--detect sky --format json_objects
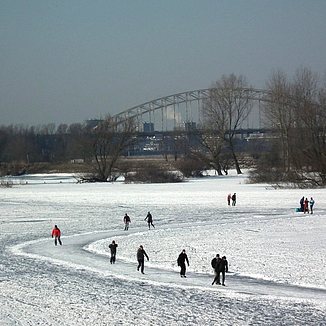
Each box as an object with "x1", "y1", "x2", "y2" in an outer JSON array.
[{"x1": 1, "y1": 0, "x2": 326, "y2": 126}]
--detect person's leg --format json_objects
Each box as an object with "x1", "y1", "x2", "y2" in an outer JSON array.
[
  {"x1": 141, "y1": 260, "x2": 145, "y2": 274},
  {"x1": 217, "y1": 271, "x2": 221, "y2": 284},
  {"x1": 113, "y1": 254, "x2": 116, "y2": 263},
  {"x1": 54, "y1": 237, "x2": 57, "y2": 246},
  {"x1": 58, "y1": 237, "x2": 62, "y2": 245},
  {"x1": 212, "y1": 273, "x2": 218, "y2": 285},
  {"x1": 222, "y1": 271, "x2": 226, "y2": 285},
  {"x1": 151, "y1": 222, "x2": 155, "y2": 228},
  {"x1": 137, "y1": 260, "x2": 141, "y2": 271},
  {"x1": 180, "y1": 264, "x2": 186, "y2": 277}
]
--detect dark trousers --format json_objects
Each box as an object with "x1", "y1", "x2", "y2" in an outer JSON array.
[
  {"x1": 137, "y1": 259, "x2": 145, "y2": 273},
  {"x1": 212, "y1": 271, "x2": 226, "y2": 285},
  {"x1": 54, "y1": 236, "x2": 62, "y2": 246},
  {"x1": 212, "y1": 271, "x2": 221, "y2": 284},
  {"x1": 110, "y1": 253, "x2": 116, "y2": 264},
  {"x1": 180, "y1": 263, "x2": 186, "y2": 276},
  {"x1": 147, "y1": 222, "x2": 155, "y2": 229},
  {"x1": 221, "y1": 271, "x2": 226, "y2": 284}
]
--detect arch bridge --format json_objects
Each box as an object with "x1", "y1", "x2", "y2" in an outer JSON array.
[{"x1": 113, "y1": 88, "x2": 271, "y2": 132}]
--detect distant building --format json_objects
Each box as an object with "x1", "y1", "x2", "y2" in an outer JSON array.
[
  {"x1": 143, "y1": 122, "x2": 154, "y2": 132},
  {"x1": 185, "y1": 122, "x2": 197, "y2": 131}
]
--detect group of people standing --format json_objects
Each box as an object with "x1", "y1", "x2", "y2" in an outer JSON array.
[
  {"x1": 227, "y1": 193, "x2": 236, "y2": 206},
  {"x1": 299, "y1": 196, "x2": 315, "y2": 214}
]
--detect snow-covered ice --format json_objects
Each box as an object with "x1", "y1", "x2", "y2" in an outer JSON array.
[{"x1": 1, "y1": 172, "x2": 325, "y2": 325}]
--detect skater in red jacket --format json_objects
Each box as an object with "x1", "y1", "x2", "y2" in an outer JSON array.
[{"x1": 51, "y1": 225, "x2": 62, "y2": 246}]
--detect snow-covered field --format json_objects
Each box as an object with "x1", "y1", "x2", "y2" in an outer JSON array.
[{"x1": 1, "y1": 172, "x2": 325, "y2": 325}]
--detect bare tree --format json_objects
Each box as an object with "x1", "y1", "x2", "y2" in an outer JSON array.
[
  {"x1": 194, "y1": 129, "x2": 225, "y2": 175},
  {"x1": 264, "y1": 69, "x2": 294, "y2": 171},
  {"x1": 202, "y1": 74, "x2": 252, "y2": 174},
  {"x1": 291, "y1": 68, "x2": 326, "y2": 185},
  {"x1": 258, "y1": 67, "x2": 326, "y2": 186},
  {"x1": 88, "y1": 116, "x2": 135, "y2": 182}
]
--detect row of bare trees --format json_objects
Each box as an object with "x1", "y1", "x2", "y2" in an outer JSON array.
[
  {"x1": 0, "y1": 118, "x2": 136, "y2": 181},
  {"x1": 1, "y1": 68, "x2": 325, "y2": 185},
  {"x1": 255, "y1": 67, "x2": 326, "y2": 186},
  {"x1": 181, "y1": 69, "x2": 326, "y2": 186}
]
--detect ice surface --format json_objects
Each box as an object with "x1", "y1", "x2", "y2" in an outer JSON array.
[{"x1": 1, "y1": 171, "x2": 325, "y2": 325}]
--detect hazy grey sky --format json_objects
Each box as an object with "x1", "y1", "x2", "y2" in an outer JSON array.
[{"x1": 1, "y1": 0, "x2": 325, "y2": 126}]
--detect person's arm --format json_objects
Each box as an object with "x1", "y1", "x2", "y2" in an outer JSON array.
[
  {"x1": 186, "y1": 255, "x2": 189, "y2": 266},
  {"x1": 144, "y1": 251, "x2": 149, "y2": 261},
  {"x1": 226, "y1": 261, "x2": 229, "y2": 272}
]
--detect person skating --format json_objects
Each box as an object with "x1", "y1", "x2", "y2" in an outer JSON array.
[
  {"x1": 109, "y1": 240, "x2": 118, "y2": 264},
  {"x1": 304, "y1": 198, "x2": 309, "y2": 214},
  {"x1": 227, "y1": 193, "x2": 231, "y2": 206},
  {"x1": 231, "y1": 193, "x2": 236, "y2": 206},
  {"x1": 137, "y1": 245, "x2": 149, "y2": 274},
  {"x1": 51, "y1": 225, "x2": 62, "y2": 246},
  {"x1": 123, "y1": 213, "x2": 131, "y2": 231},
  {"x1": 220, "y1": 256, "x2": 229, "y2": 286},
  {"x1": 310, "y1": 197, "x2": 315, "y2": 214},
  {"x1": 177, "y1": 249, "x2": 189, "y2": 278},
  {"x1": 300, "y1": 196, "x2": 305, "y2": 212},
  {"x1": 211, "y1": 254, "x2": 222, "y2": 285},
  {"x1": 144, "y1": 211, "x2": 155, "y2": 229}
]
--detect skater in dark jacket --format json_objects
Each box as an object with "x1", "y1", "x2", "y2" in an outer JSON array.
[
  {"x1": 144, "y1": 211, "x2": 155, "y2": 229},
  {"x1": 231, "y1": 193, "x2": 236, "y2": 206},
  {"x1": 211, "y1": 254, "x2": 222, "y2": 285},
  {"x1": 51, "y1": 225, "x2": 62, "y2": 246},
  {"x1": 300, "y1": 196, "x2": 304, "y2": 212},
  {"x1": 137, "y1": 245, "x2": 149, "y2": 274},
  {"x1": 220, "y1": 256, "x2": 229, "y2": 286},
  {"x1": 177, "y1": 249, "x2": 190, "y2": 278},
  {"x1": 310, "y1": 197, "x2": 315, "y2": 214},
  {"x1": 123, "y1": 213, "x2": 131, "y2": 231},
  {"x1": 108, "y1": 240, "x2": 118, "y2": 264}
]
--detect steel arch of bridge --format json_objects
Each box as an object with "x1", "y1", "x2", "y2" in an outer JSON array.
[{"x1": 113, "y1": 88, "x2": 271, "y2": 131}]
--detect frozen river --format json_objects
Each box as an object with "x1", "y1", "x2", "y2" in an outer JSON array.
[{"x1": 1, "y1": 172, "x2": 325, "y2": 325}]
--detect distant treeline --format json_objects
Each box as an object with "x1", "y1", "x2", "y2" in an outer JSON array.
[{"x1": 1, "y1": 68, "x2": 325, "y2": 186}]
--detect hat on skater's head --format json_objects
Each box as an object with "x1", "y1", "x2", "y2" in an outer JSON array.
[
  {"x1": 222, "y1": 256, "x2": 226, "y2": 259},
  {"x1": 216, "y1": 254, "x2": 220, "y2": 257}
]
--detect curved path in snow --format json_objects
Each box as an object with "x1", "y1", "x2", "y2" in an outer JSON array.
[{"x1": 10, "y1": 228, "x2": 326, "y2": 304}]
